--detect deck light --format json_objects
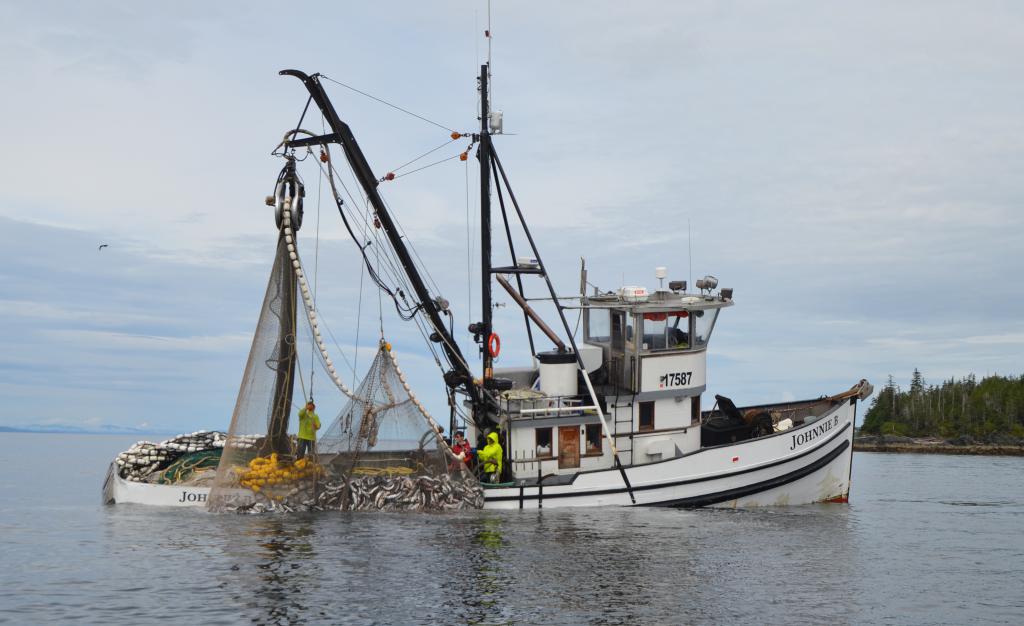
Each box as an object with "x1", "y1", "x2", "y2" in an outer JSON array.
[
  {"x1": 721, "y1": 288, "x2": 733, "y2": 300},
  {"x1": 668, "y1": 280, "x2": 686, "y2": 292},
  {"x1": 695, "y1": 275, "x2": 718, "y2": 292}
]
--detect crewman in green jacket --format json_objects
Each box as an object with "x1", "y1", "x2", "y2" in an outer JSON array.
[
  {"x1": 477, "y1": 431, "x2": 503, "y2": 483},
  {"x1": 297, "y1": 400, "x2": 320, "y2": 459}
]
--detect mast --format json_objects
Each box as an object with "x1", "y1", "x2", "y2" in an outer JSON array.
[
  {"x1": 267, "y1": 158, "x2": 300, "y2": 454},
  {"x1": 478, "y1": 64, "x2": 494, "y2": 379},
  {"x1": 279, "y1": 69, "x2": 495, "y2": 430}
]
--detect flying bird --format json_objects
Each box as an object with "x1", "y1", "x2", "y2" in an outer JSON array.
[{"x1": 98, "y1": 244, "x2": 108, "y2": 251}]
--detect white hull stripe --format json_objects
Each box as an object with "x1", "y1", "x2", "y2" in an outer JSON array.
[
  {"x1": 650, "y1": 438, "x2": 849, "y2": 508},
  {"x1": 485, "y1": 421, "x2": 851, "y2": 504}
]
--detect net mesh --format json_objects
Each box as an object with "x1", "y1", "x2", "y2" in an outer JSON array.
[
  {"x1": 315, "y1": 344, "x2": 482, "y2": 512},
  {"x1": 208, "y1": 233, "x2": 481, "y2": 513},
  {"x1": 208, "y1": 235, "x2": 303, "y2": 512}
]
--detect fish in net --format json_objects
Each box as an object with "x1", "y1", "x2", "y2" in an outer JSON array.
[
  {"x1": 313, "y1": 342, "x2": 483, "y2": 512},
  {"x1": 208, "y1": 226, "x2": 481, "y2": 513}
]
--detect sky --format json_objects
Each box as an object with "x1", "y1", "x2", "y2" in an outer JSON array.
[{"x1": 1, "y1": 1, "x2": 1021, "y2": 432}]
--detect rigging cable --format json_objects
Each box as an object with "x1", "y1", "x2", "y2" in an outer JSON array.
[
  {"x1": 317, "y1": 150, "x2": 417, "y2": 303},
  {"x1": 309, "y1": 119, "x2": 325, "y2": 400},
  {"x1": 391, "y1": 153, "x2": 462, "y2": 180},
  {"x1": 300, "y1": 137, "x2": 478, "y2": 382},
  {"x1": 320, "y1": 75, "x2": 458, "y2": 134},
  {"x1": 312, "y1": 76, "x2": 468, "y2": 303},
  {"x1": 322, "y1": 158, "x2": 412, "y2": 298},
  {"x1": 353, "y1": 257, "x2": 366, "y2": 381},
  {"x1": 331, "y1": 145, "x2": 449, "y2": 329},
  {"x1": 319, "y1": 147, "x2": 421, "y2": 321},
  {"x1": 382, "y1": 137, "x2": 459, "y2": 180}
]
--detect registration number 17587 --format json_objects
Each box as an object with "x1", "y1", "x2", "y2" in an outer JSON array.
[{"x1": 659, "y1": 371, "x2": 693, "y2": 388}]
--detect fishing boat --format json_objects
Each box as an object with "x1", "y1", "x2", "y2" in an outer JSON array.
[{"x1": 104, "y1": 63, "x2": 872, "y2": 510}]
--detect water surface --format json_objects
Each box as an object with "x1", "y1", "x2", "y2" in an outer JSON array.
[{"x1": 0, "y1": 433, "x2": 1021, "y2": 624}]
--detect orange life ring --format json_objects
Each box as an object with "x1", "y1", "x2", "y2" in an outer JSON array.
[{"x1": 488, "y1": 332, "x2": 501, "y2": 359}]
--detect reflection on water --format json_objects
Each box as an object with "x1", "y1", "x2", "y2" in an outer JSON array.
[
  {"x1": 1, "y1": 435, "x2": 1023, "y2": 624},
  {"x1": 467, "y1": 515, "x2": 509, "y2": 624},
  {"x1": 244, "y1": 518, "x2": 319, "y2": 625}
]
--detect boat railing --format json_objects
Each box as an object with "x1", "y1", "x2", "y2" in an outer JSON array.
[
  {"x1": 510, "y1": 447, "x2": 555, "y2": 469},
  {"x1": 500, "y1": 393, "x2": 599, "y2": 421}
]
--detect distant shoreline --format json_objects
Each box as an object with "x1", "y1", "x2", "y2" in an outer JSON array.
[
  {"x1": 0, "y1": 426, "x2": 176, "y2": 436},
  {"x1": 854, "y1": 436, "x2": 1024, "y2": 457}
]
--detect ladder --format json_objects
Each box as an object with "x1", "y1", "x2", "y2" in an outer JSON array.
[{"x1": 611, "y1": 399, "x2": 634, "y2": 466}]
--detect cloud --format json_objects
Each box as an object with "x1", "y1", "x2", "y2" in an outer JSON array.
[
  {"x1": 40, "y1": 329, "x2": 252, "y2": 353},
  {"x1": 1, "y1": 1, "x2": 1022, "y2": 432}
]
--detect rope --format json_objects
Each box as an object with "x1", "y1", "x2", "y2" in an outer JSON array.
[
  {"x1": 383, "y1": 344, "x2": 460, "y2": 461},
  {"x1": 320, "y1": 75, "x2": 458, "y2": 133},
  {"x1": 310, "y1": 116, "x2": 325, "y2": 398},
  {"x1": 353, "y1": 259, "x2": 365, "y2": 380},
  {"x1": 280, "y1": 202, "x2": 358, "y2": 400},
  {"x1": 352, "y1": 466, "x2": 415, "y2": 476},
  {"x1": 386, "y1": 138, "x2": 458, "y2": 177},
  {"x1": 391, "y1": 153, "x2": 462, "y2": 180},
  {"x1": 158, "y1": 450, "x2": 221, "y2": 484}
]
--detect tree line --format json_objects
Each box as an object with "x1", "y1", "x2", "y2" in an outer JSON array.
[{"x1": 861, "y1": 370, "x2": 1024, "y2": 440}]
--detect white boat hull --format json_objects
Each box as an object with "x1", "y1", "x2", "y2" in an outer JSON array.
[
  {"x1": 482, "y1": 398, "x2": 856, "y2": 509},
  {"x1": 102, "y1": 463, "x2": 212, "y2": 507},
  {"x1": 102, "y1": 399, "x2": 855, "y2": 510}
]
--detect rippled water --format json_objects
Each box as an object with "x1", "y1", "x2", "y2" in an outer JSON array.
[{"x1": 1, "y1": 433, "x2": 1022, "y2": 625}]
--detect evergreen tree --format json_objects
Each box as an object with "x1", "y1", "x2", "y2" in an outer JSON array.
[{"x1": 861, "y1": 370, "x2": 1024, "y2": 439}]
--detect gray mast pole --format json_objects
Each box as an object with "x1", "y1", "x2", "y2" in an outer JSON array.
[{"x1": 479, "y1": 64, "x2": 493, "y2": 381}]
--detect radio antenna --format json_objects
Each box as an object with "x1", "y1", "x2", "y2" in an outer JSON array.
[
  {"x1": 687, "y1": 218, "x2": 693, "y2": 291},
  {"x1": 486, "y1": 0, "x2": 493, "y2": 104}
]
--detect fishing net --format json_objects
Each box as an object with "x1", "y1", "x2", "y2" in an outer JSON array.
[
  {"x1": 314, "y1": 343, "x2": 483, "y2": 512},
  {"x1": 208, "y1": 234, "x2": 303, "y2": 512},
  {"x1": 208, "y1": 229, "x2": 482, "y2": 513},
  {"x1": 113, "y1": 431, "x2": 225, "y2": 484}
]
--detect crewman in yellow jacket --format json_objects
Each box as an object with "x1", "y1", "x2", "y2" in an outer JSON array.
[
  {"x1": 297, "y1": 400, "x2": 320, "y2": 459},
  {"x1": 477, "y1": 431, "x2": 503, "y2": 483}
]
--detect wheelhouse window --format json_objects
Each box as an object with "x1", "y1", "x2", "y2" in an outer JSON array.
[
  {"x1": 535, "y1": 427, "x2": 553, "y2": 458},
  {"x1": 640, "y1": 311, "x2": 690, "y2": 352},
  {"x1": 611, "y1": 311, "x2": 626, "y2": 351},
  {"x1": 692, "y1": 309, "x2": 720, "y2": 348},
  {"x1": 585, "y1": 308, "x2": 611, "y2": 344},
  {"x1": 642, "y1": 313, "x2": 667, "y2": 350},
  {"x1": 585, "y1": 424, "x2": 602, "y2": 454},
  {"x1": 639, "y1": 401, "x2": 655, "y2": 432}
]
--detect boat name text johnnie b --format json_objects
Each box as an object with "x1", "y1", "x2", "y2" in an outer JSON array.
[
  {"x1": 178, "y1": 491, "x2": 208, "y2": 503},
  {"x1": 789, "y1": 415, "x2": 841, "y2": 451}
]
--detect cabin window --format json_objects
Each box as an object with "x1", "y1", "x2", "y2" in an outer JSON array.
[
  {"x1": 642, "y1": 314, "x2": 667, "y2": 350},
  {"x1": 641, "y1": 311, "x2": 690, "y2": 351},
  {"x1": 611, "y1": 311, "x2": 626, "y2": 350},
  {"x1": 691, "y1": 394, "x2": 701, "y2": 425},
  {"x1": 585, "y1": 424, "x2": 602, "y2": 454},
  {"x1": 639, "y1": 401, "x2": 655, "y2": 432},
  {"x1": 586, "y1": 309, "x2": 611, "y2": 343},
  {"x1": 535, "y1": 427, "x2": 553, "y2": 458},
  {"x1": 692, "y1": 309, "x2": 719, "y2": 348},
  {"x1": 668, "y1": 312, "x2": 689, "y2": 348}
]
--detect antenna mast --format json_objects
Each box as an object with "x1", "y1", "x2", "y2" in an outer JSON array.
[{"x1": 478, "y1": 64, "x2": 494, "y2": 380}]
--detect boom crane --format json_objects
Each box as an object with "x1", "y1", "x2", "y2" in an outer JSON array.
[{"x1": 279, "y1": 69, "x2": 497, "y2": 431}]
